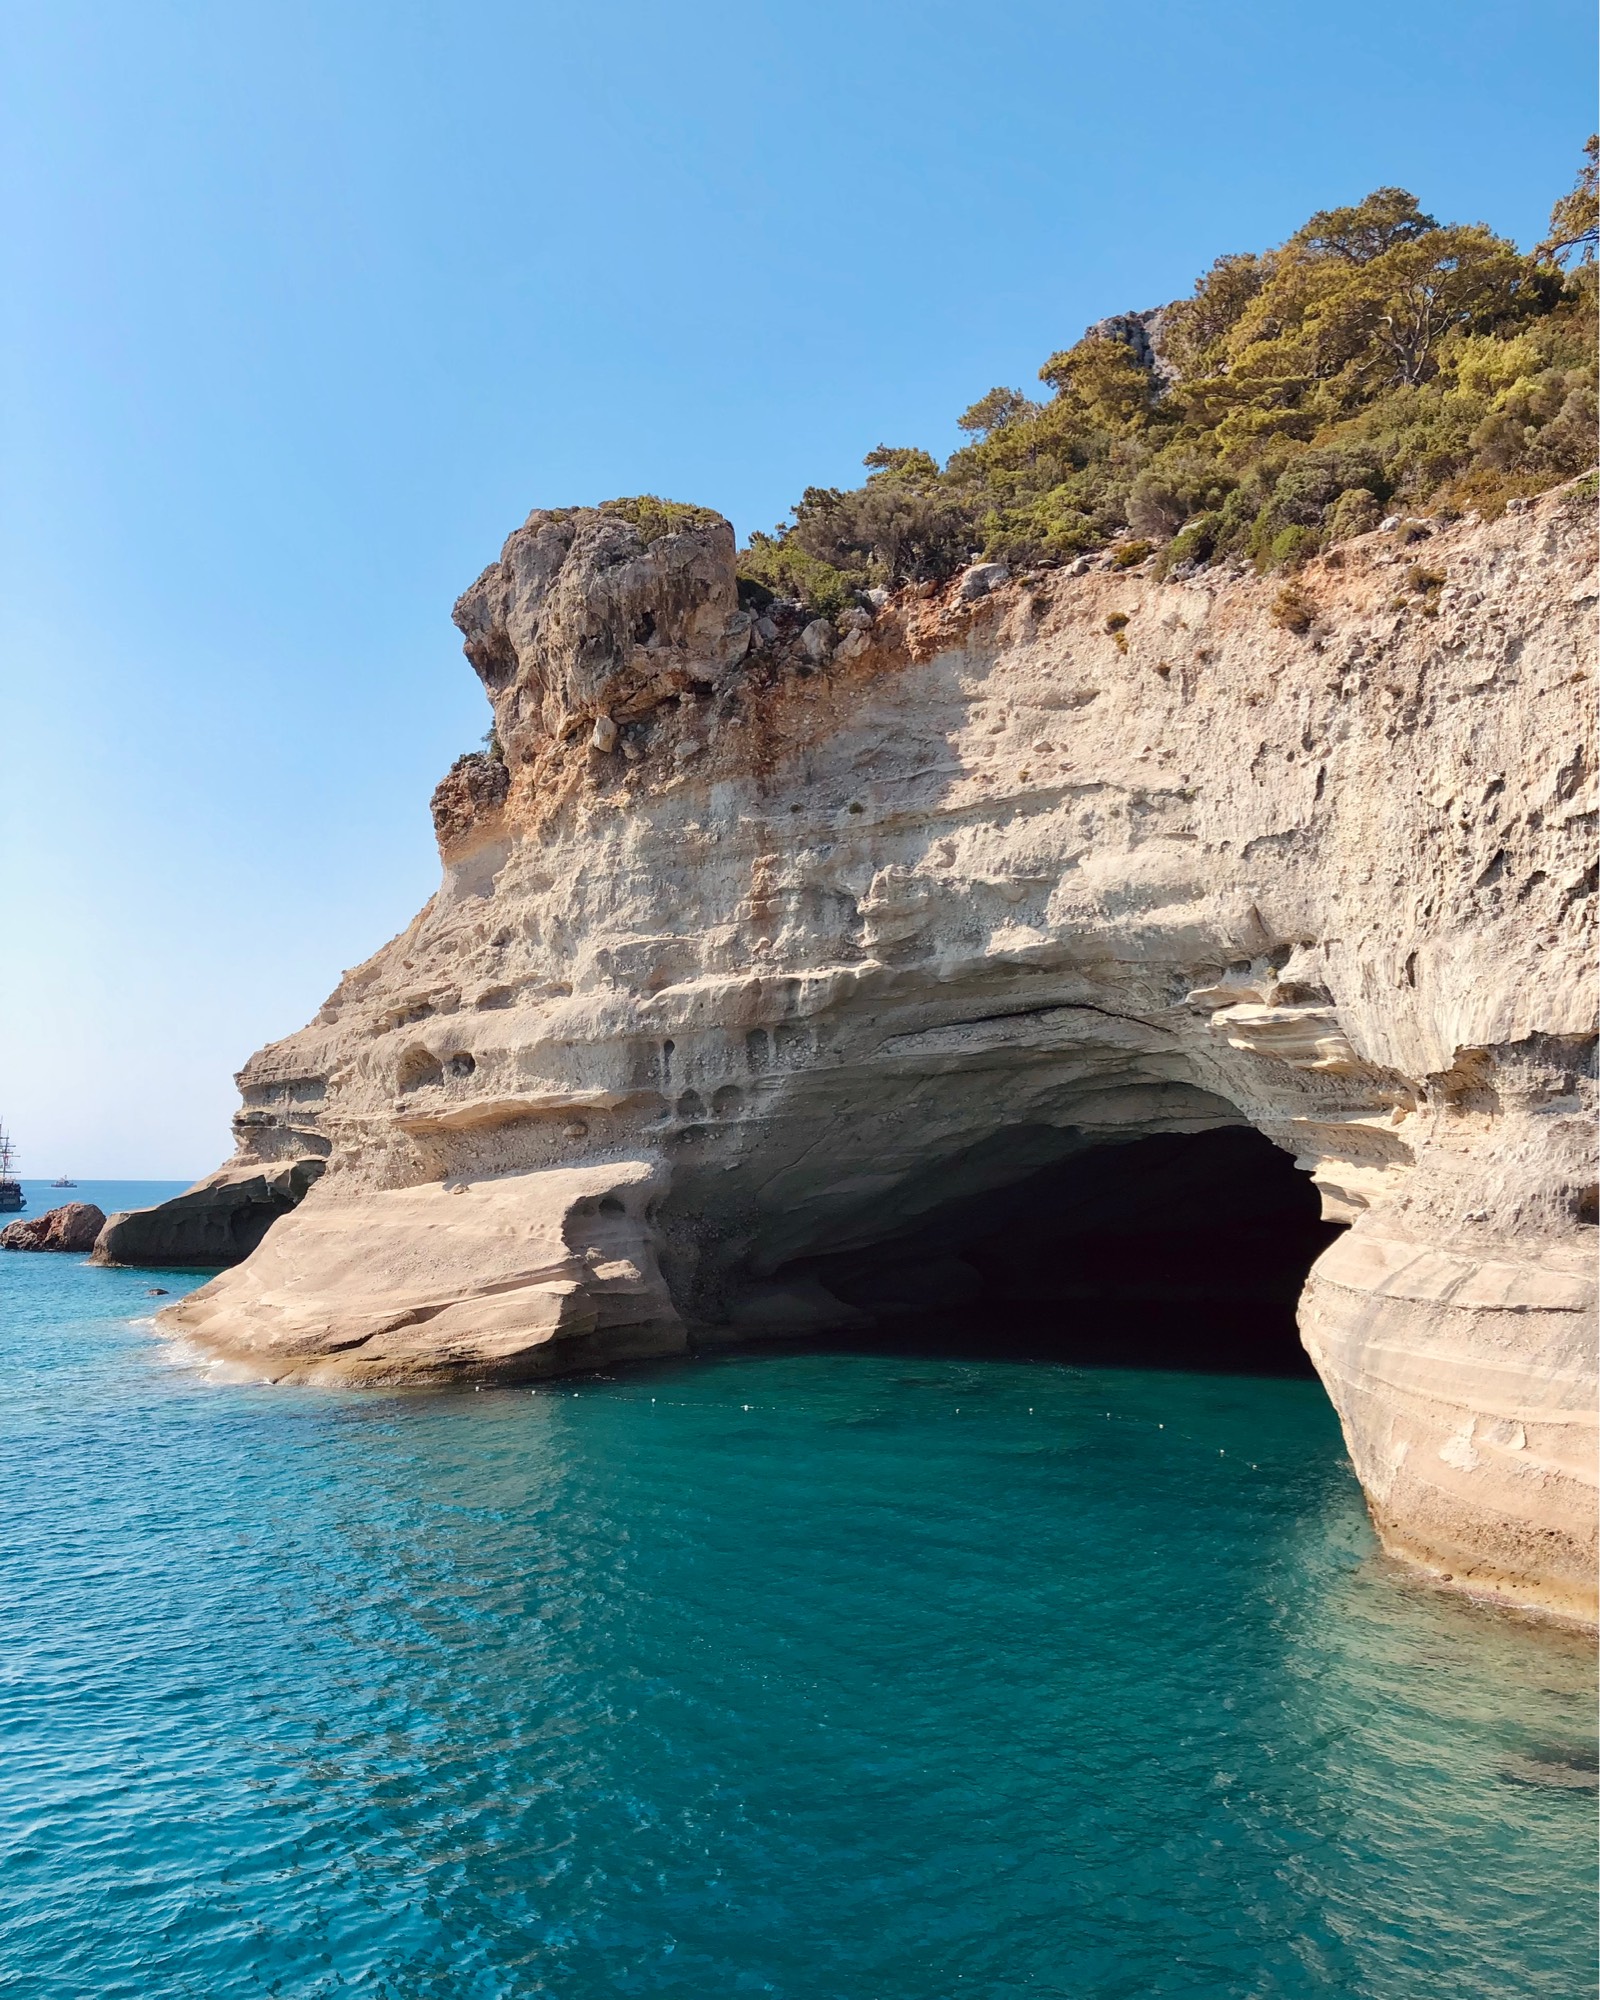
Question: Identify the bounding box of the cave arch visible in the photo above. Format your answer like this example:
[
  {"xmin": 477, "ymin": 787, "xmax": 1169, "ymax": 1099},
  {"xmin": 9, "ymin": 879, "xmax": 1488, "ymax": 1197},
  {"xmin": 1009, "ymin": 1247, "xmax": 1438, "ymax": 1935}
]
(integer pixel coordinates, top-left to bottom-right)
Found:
[{"xmin": 779, "ymin": 1128, "xmax": 1343, "ymax": 1375}]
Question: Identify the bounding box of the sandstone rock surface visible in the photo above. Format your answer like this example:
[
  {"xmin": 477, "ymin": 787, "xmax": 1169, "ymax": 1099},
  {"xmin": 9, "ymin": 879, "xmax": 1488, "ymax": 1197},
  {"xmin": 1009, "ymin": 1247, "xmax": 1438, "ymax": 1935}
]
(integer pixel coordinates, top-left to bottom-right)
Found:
[
  {"xmin": 95, "ymin": 1160, "xmax": 325, "ymax": 1267},
  {"xmin": 157, "ymin": 487, "xmax": 1596, "ymax": 1622},
  {"xmin": 2, "ymin": 1202, "xmax": 106, "ymax": 1252},
  {"xmin": 168, "ymin": 1160, "xmax": 681, "ymax": 1385}
]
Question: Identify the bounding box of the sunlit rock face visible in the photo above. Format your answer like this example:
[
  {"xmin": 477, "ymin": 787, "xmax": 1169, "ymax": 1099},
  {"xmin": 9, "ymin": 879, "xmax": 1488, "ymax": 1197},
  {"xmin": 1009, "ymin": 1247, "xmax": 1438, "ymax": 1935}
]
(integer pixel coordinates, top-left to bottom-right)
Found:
[{"xmin": 161, "ymin": 486, "xmax": 1597, "ymax": 1623}]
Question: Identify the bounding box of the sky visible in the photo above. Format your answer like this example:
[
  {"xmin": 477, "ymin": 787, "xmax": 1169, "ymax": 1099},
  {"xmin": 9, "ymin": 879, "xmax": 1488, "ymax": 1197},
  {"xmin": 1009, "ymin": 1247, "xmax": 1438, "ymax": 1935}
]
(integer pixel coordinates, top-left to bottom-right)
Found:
[{"xmin": 2, "ymin": 0, "xmax": 1593, "ymax": 1177}]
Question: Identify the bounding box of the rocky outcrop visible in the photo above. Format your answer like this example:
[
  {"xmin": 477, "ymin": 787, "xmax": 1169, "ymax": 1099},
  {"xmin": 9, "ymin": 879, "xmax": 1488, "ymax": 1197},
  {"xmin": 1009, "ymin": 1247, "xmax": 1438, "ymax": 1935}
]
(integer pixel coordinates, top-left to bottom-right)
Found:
[
  {"xmin": 2, "ymin": 1202, "xmax": 106, "ymax": 1252},
  {"xmin": 1084, "ymin": 306, "xmax": 1179, "ymax": 387},
  {"xmin": 430, "ymin": 749, "xmax": 509, "ymax": 848},
  {"xmin": 164, "ymin": 1160, "xmax": 679, "ymax": 1385},
  {"xmin": 95, "ymin": 1160, "xmax": 325, "ymax": 1268},
  {"xmin": 452, "ymin": 505, "xmax": 748, "ymax": 753},
  {"xmin": 158, "ymin": 485, "xmax": 1596, "ymax": 1621}
]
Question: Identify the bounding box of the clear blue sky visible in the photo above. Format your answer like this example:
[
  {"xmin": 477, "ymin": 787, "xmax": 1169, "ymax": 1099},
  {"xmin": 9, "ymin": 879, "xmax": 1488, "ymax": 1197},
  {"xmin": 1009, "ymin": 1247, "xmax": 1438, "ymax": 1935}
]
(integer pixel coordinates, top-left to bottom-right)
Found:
[{"xmin": 2, "ymin": 0, "xmax": 1593, "ymax": 1176}]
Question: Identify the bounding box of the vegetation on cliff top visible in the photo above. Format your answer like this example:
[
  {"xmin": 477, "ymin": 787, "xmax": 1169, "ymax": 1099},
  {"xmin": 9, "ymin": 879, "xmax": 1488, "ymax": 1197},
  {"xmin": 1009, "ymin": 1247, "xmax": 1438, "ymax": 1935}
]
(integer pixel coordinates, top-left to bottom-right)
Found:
[{"xmin": 738, "ymin": 144, "xmax": 1598, "ymax": 611}]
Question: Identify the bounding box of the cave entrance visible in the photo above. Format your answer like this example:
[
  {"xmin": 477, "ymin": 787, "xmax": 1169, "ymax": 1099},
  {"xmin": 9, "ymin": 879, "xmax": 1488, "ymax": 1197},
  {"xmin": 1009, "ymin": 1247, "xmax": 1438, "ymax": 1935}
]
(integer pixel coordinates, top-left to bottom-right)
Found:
[{"xmin": 791, "ymin": 1127, "xmax": 1344, "ymax": 1377}]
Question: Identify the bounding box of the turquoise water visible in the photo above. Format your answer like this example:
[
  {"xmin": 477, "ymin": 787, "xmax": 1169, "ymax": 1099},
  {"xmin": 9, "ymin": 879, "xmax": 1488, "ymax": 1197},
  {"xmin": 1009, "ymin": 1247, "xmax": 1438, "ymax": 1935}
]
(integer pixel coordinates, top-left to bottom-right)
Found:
[{"xmin": 1, "ymin": 1189, "xmax": 1594, "ymax": 1999}]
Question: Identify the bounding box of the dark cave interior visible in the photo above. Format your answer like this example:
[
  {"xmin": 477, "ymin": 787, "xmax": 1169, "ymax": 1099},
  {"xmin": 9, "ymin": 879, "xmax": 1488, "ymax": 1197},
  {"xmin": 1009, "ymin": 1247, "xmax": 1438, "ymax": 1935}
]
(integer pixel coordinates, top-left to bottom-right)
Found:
[{"xmin": 793, "ymin": 1127, "xmax": 1346, "ymax": 1376}]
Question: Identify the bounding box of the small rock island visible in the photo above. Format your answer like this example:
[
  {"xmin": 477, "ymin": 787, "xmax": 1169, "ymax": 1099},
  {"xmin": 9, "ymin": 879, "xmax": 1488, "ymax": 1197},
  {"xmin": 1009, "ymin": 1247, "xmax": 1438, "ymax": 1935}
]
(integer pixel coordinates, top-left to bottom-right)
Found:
[{"xmin": 3, "ymin": 1203, "xmax": 106, "ymax": 1253}]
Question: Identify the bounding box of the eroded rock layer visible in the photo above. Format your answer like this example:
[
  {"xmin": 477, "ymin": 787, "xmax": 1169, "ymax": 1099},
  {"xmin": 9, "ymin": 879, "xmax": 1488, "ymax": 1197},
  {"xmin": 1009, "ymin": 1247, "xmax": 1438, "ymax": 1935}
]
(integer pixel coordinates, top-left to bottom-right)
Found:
[
  {"xmin": 160, "ymin": 487, "xmax": 1597, "ymax": 1622},
  {"xmin": 96, "ymin": 1160, "xmax": 326, "ymax": 1267}
]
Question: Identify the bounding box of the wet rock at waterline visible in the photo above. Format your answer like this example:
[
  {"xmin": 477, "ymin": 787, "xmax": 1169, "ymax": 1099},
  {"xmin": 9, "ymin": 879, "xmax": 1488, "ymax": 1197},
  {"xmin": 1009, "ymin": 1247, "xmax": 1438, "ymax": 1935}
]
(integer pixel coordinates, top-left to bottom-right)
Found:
[
  {"xmin": 146, "ymin": 485, "xmax": 1593, "ymax": 1624},
  {"xmin": 1, "ymin": 1203, "xmax": 107, "ymax": 1252}
]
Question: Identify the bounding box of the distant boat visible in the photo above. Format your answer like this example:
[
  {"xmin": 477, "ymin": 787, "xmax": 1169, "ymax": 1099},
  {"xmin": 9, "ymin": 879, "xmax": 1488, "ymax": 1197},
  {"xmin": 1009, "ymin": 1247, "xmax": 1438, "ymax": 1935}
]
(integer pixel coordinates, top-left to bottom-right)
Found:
[
  {"xmin": 50, "ymin": 1177, "xmax": 77, "ymax": 1188},
  {"xmin": 0, "ymin": 1125, "xmax": 22, "ymax": 1213}
]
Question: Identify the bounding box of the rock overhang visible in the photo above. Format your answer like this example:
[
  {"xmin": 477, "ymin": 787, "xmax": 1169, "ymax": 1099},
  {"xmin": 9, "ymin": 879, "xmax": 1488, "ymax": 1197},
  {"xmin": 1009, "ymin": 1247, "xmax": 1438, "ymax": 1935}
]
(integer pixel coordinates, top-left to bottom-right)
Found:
[{"xmin": 139, "ymin": 483, "xmax": 1596, "ymax": 1623}]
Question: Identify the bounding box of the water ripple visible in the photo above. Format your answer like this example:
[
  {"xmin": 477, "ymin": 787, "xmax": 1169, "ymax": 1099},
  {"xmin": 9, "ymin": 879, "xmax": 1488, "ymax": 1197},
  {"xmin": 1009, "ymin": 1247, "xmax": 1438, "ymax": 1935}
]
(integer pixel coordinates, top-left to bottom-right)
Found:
[{"xmin": 0, "ymin": 1239, "xmax": 1592, "ymax": 1998}]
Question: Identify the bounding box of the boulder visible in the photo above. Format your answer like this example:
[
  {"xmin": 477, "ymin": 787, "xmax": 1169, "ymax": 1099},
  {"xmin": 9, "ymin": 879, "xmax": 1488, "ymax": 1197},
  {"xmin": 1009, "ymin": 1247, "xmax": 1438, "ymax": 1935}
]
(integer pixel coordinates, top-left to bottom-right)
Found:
[
  {"xmin": 1, "ymin": 1202, "xmax": 106, "ymax": 1252},
  {"xmin": 800, "ymin": 618, "xmax": 835, "ymax": 662},
  {"xmin": 958, "ymin": 561, "xmax": 1010, "ymax": 601}
]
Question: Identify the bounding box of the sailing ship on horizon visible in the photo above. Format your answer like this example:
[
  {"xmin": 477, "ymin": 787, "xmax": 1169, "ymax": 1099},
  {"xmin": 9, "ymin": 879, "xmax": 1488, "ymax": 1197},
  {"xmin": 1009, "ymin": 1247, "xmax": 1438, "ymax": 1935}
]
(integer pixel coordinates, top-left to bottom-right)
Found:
[{"xmin": 0, "ymin": 1125, "xmax": 24, "ymax": 1213}]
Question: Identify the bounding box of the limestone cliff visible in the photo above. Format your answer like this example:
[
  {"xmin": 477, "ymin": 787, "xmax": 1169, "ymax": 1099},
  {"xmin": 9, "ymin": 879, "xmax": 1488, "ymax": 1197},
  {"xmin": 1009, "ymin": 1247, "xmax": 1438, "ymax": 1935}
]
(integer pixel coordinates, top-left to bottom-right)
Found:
[{"xmin": 157, "ymin": 484, "xmax": 1597, "ymax": 1623}]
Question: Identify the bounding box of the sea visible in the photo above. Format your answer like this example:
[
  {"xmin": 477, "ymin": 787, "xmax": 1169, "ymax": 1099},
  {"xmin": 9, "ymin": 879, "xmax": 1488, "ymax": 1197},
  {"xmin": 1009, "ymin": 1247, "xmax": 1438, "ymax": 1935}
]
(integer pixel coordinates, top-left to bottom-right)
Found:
[{"xmin": 1, "ymin": 1181, "xmax": 1594, "ymax": 1998}]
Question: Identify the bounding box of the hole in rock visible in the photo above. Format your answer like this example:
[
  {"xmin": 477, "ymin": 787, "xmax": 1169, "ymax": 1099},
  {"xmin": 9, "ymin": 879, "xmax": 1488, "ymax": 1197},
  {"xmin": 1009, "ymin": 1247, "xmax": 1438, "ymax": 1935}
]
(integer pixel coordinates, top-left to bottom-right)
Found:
[
  {"xmin": 789, "ymin": 1127, "xmax": 1343, "ymax": 1376},
  {"xmin": 396, "ymin": 1047, "xmax": 444, "ymax": 1093}
]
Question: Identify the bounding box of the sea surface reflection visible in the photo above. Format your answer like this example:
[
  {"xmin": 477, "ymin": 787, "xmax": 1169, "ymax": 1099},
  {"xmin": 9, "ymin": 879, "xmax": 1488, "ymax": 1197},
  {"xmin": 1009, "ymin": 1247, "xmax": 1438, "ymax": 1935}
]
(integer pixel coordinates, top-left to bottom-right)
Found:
[{"xmin": 0, "ymin": 1219, "xmax": 1592, "ymax": 1998}]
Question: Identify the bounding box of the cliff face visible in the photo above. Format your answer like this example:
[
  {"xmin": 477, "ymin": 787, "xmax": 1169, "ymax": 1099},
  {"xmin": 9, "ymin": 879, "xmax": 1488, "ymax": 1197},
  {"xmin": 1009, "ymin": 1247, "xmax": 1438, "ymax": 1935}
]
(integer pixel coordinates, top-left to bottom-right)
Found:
[{"xmin": 160, "ymin": 486, "xmax": 1597, "ymax": 1623}]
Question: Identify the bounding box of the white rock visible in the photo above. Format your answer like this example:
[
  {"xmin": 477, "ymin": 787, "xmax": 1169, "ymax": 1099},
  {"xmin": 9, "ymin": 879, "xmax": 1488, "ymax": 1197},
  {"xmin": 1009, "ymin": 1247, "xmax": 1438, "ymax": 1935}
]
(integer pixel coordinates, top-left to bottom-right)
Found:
[
  {"xmin": 958, "ymin": 562, "xmax": 1010, "ymax": 601},
  {"xmin": 801, "ymin": 618, "xmax": 835, "ymax": 662},
  {"xmin": 589, "ymin": 714, "xmax": 617, "ymax": 753}
]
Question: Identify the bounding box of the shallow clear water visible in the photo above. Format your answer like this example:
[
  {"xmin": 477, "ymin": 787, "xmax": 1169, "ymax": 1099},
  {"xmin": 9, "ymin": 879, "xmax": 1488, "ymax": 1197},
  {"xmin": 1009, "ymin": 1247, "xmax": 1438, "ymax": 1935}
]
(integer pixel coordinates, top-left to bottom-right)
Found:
[{"xmin": 1, "ymin": 1195, "xmax": 1594, "ymax": 1999}]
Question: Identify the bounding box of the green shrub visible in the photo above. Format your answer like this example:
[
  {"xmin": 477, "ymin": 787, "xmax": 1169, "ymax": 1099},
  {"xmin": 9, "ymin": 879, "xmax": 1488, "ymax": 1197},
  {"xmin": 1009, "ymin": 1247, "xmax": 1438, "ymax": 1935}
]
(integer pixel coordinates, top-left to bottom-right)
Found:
[
  {"xmin": 1265, "ymin": 525, "xmax": 1322, "ymax": 570},
  {"xmin": 599, "ymin": 495, "xmax": 725, "ymax": 544},
  {"xmin": 1153, "ymin": 513, "xmax": 1220, "ymax": 575},
  {"xmin": 1327, "ymin": 488, "xmax": 1383, "ymax": 540},
  {"xmin": 737, "ymin": 534, "xmax": 855, "ymax": 617},
  {"xmin": 738, "ymin": 144, "xmax": 1598, "ymax": 611}
]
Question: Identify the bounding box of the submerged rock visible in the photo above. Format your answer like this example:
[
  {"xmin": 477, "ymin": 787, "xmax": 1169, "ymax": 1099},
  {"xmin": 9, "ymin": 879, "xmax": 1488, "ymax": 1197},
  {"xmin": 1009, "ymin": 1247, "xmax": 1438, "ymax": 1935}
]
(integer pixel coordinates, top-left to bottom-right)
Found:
[
  {"xmin": 1498, "ymin": 1750, "xmax": 1600, "ymax": 1792},
  {"xmin": 150, "ymin": 486, "xmax": 1595, "ymax": 1626},
  {"xmin": 1, "ymin": 1202, "xmax": 106, "ymax": 1252}
]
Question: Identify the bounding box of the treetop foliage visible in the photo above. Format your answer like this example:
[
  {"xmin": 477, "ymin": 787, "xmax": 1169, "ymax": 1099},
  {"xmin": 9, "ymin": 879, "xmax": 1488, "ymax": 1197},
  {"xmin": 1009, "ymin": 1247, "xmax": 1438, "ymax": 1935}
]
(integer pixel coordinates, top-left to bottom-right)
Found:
[
  {"xmin": 738, "ymin": 146, "xmax": 1598, "ymax": 610},
  {"xmin": 1537, "ymin": 135, "xmax": 1598, "ymax": 267}
]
